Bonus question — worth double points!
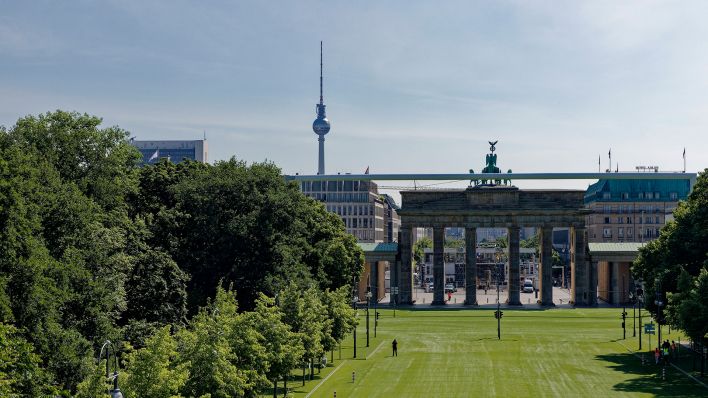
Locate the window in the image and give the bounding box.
[655,216,660,224]
[618,228,624,237]
[352,218,357,228]
[603,228,612,238]
[669,192,678,200]
[627,228,633,236]
[626,217,632,224]
[646,192,653,199]
[655,192,660,199]
[645,217,652,224]
[602,192,611,199]
[621,192,629,199]
[638,192,644,199]
[604,217,610,224]
[617,217,623,224]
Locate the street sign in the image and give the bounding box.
[644,324,655,334]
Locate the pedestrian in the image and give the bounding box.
[447,291,452,302]
[654,347,660,365]
[392,339,398,357]
[671,340,677,359]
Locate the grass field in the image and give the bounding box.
[280,308,706,398]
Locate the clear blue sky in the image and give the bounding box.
[2,1,706,193]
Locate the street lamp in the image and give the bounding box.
[98,340,124,398]
[365,291,372,348]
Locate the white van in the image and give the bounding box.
[522,279,534,293]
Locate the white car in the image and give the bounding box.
[522,279,534,293]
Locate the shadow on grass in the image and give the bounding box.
[595,352,707,397]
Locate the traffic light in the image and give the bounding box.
[494,310,504,319]
[376,311,380,320]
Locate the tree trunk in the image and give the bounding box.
[302,364,306,386]
[310,357,315,380]
[702,336,705,377]
[273,379,277,398]
[331,349,334,364]
[283,374,288,398]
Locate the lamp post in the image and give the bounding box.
[352,297,358,359]
[494,247,502,340]
[630,293,637,338]
[637,281,643,351]
[98,340,124,398]
[366,291,372,348]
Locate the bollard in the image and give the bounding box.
[454,298,457,304]
[352,371,355,383]
[528,298,530,304]
[641,354,645,366]
[662,366,666,381]
[334,392,337,398]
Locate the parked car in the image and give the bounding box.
[444,283,457,293]
[425,282,434,293]
[522,279,534,293]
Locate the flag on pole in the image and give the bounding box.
[364,166,369,174]
[683,148,686,159]
[148,149,159,162]
[608,148,611,157]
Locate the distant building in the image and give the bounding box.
[300,179,399,243]
[131,140,208,164]
[584,177,691,243]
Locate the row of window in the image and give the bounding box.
[602,216,662,224]
[602,227,660,238]
[341,217,376,229]
[301,181,375,193]
[308,193,370,202]
[600,204,665,213]
[603,192,679,200]
[327,204,375,216]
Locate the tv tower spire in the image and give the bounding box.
[312,41,330,175]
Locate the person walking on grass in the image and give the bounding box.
[392,339,398,357]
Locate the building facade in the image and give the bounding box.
[584,178,690,243]
[131,140,208,164]
[300,179,400,243]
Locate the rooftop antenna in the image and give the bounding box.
[319,41,324,105]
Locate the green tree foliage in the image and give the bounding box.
[413,236,432,266]
[321,287,357,354]
[122,326,188,398]
[179,285,253,398]
[0,323,53,397]
[633,169,708,332]
[0,110,363,394]
[243,294,304,394]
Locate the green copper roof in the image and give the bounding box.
[357,242,398,253]
[588,242,645,253]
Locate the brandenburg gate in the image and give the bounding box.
[395,142,595,306]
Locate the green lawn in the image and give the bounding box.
[280,308,706,398]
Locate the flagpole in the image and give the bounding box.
[683,148,686,173]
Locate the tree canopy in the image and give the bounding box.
[633,169,708,342]
[0,110,363,395]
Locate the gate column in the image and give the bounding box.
[507,226,522,306]
[571,227,590,306]
[464,227,478,305]
[398,226,414,304]
[539,226,554,306]
[432,227,446,305]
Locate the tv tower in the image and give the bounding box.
[312,41,330,175]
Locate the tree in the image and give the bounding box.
[321,287,357,359]
[413,237,432,266]
[243,294,303,397]
[633,168,708,357]
[179,286,251,398]
[0,323,54,397]
[122,325,188,398]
